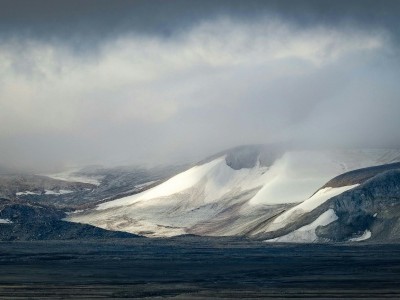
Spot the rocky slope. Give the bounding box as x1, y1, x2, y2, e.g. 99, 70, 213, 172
0, 164, 184, 240
0, 198, 139, 241
0, 164, 185, 209
260, 163, 400, 243
0, 175, 95, 203
317, 169, 400, 242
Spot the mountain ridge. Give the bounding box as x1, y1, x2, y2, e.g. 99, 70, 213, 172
67, 146, 400, 241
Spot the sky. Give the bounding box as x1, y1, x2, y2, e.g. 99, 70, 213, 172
1, 0, 400, 172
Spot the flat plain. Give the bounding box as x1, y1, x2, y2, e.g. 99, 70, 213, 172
1, 237, 400, 299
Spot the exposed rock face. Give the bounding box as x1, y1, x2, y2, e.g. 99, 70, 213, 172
252, 165, 400, 243
318, 169, 400, 242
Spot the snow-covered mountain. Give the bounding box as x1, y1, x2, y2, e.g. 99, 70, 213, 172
67, 145, 400, 240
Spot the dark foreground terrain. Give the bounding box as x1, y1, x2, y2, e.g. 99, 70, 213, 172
1, 237, 400, 299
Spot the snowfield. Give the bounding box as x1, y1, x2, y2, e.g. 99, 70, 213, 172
97, 157, 267, 210
265, 209, 338, 243
67, 148, 400, 239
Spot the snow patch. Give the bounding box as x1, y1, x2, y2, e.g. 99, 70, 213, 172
16, 191, 41, 196
16, 190, 75, 196
44, 189, 74, 195
265, 209, 338, 243
349, 230, 372, 242
266, 184, 358, 232
0, 218, 13, 224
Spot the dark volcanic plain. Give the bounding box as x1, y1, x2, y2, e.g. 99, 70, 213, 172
1, 237, 400, 299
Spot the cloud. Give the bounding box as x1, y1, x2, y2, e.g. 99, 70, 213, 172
0, 7, 399, 171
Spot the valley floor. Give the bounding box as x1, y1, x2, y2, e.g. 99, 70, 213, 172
0, 238, 400, 299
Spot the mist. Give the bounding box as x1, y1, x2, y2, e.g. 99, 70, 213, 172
1, 0, 400, 172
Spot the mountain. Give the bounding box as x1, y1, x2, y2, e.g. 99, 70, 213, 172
1, 164, 185, 209
67, 145, 400, 240
0, 164, 183, 240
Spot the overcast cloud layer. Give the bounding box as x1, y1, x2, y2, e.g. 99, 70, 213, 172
1, 0, 400, 171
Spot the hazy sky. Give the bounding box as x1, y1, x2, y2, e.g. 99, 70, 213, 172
1, 0, 400, 171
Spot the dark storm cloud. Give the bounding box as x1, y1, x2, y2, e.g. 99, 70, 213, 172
0, 0, 400, 172
1, 0, 400, 43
